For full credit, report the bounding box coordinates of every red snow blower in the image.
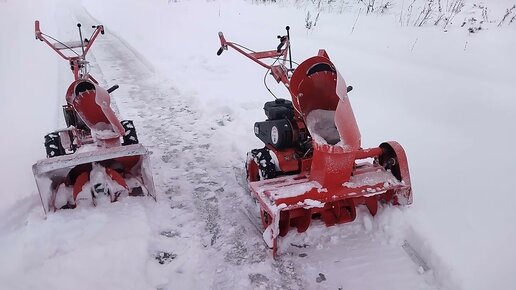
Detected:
[32,21,155,214]
[217,27,412,256]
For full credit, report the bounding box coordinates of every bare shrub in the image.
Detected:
[378,1,393,14]
[414,0,436,27]
[443,0,464,29]
[359,0,376,14]
[305,10,321,31]
[498,5,516,27]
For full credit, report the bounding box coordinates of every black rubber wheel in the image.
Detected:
[121,120,139,145]
[245,152,260,182]
[44,132,65,158]
[62,105,89,131]
[379,143,401,181]
[63,105,77,128]
[250,148,278,180]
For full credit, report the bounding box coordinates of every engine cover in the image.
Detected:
[264,99,294,120]
[254,119,294,149]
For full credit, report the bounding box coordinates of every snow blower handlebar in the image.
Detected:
[216,27,291,85]
[35,20,105,80]
[35,20,104,61]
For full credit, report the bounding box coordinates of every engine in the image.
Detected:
[254,99,304,149]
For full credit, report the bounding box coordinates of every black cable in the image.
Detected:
[289,60,300,66]
[263,54,283,100]
[233,42,256,53]
[263,67,277,100]
[41,32,81,57]
[262,49,302,100]
[87,28,96,44]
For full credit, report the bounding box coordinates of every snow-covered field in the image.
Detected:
[0,0,515,289]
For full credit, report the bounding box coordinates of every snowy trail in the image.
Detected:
[75,5,306,290]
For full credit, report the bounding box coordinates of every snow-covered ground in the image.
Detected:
[0,0,515,289]
[0,0,60,213]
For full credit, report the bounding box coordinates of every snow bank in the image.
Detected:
[306,109,340,145]
[0,199,158,290]
[0,0,60,213]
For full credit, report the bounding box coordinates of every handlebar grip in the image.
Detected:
[107,84,119,94]
[217,47,224,56]
[277,36,287,53]
[347,86,353,93]
[276,42,283,53]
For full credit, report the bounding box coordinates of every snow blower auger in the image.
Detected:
[32,21,156,214]
[217,27,412,256]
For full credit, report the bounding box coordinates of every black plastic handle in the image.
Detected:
[277,36,287,53]
[347,86,353,93]
[217,47,224,56]
[107,84,119,94]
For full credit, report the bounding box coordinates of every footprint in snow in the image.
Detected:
[160,230,180,238]
[316,273,326,283]
[154,251,177,264]
[248,273,270,288]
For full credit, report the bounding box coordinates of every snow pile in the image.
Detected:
[267,180,322,200]
[0,199,166,290]
[0,0,60,213]
[344,169,401,189]
[305,109,340,145]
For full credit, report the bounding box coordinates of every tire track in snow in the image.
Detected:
[72,7,216,288]
[76,9,306,289]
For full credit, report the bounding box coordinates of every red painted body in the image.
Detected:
[218,30,412,257]
[32,21,155,213]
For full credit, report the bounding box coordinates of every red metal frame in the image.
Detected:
[35,20,104,81]
[219,30,413,257]
[33,21,156,213]
[35,20,122,144]
[218,32,290,84]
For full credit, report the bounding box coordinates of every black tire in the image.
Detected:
[62,105,89,131]
[121,120,139,145]
[379,143,401,181]
[250,148,278,180]
[44,132,65,158]
[63,105,77,128]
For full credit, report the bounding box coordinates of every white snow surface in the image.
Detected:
[1,0,515,289]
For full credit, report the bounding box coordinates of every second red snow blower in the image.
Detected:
[217,27,412,256]
[32,21,156,214]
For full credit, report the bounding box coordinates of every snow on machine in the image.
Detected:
[32,21,155,214]
[217,27,412,256]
